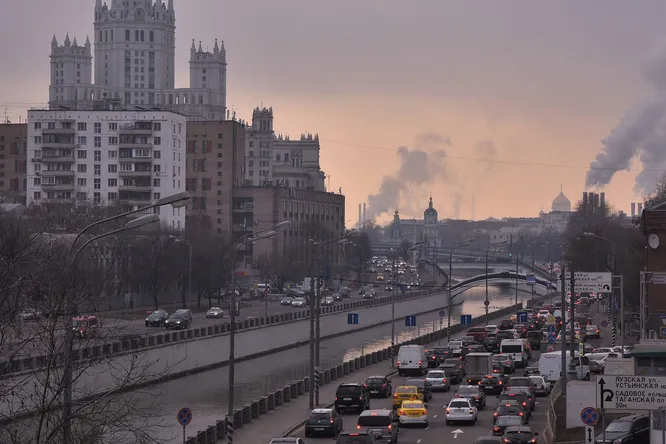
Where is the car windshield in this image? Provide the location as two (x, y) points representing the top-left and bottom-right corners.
(509, 378), (532, 386)
(493, 355), (509, 362)
(366, 378), (384, 384)
(505, 431), (533, 439)
(357, 416), (390, 426)
(449, 401), (469, 408)
(427, 372), (444, 378)
(529, 377), (543, 384)
(149, 312), (165, 317)
(440, 364), (455, 369)
(169, 313), (184, 319)
(482, 378), (498, 384)
(501, 345), (523, 353)
(405, 380), (424, 388)
(337, 386), (361, 396)
(449, 341), (462, 348)
(294, 298), (306, 302)
(401, 402), (422, 409)
(309, 413), (330, 420)
(607, 421), (633, 432)
(395, 387), (416, 394)
(458, 387), (478, 396)
(498, 416), (522, 425)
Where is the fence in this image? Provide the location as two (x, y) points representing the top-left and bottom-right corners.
(542, 377), (564, 444)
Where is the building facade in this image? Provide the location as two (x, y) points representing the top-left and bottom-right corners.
(49, 0), (226, 120)
(0, 123), (28, 204)
(232, 187), (345, 269)
(27, 108), (187, 229)
(185, 120), (245, 238)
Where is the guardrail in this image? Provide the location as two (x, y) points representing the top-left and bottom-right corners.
(0, 288), (447, 377)
(182, 302), (525, 444)
(542, 377), (564, 444)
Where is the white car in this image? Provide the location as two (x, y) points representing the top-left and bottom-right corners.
(485, 325), (499, 334)
(445, 398), (478, 425)
(425, 370), (451, 392)
(448, 340), (463, 356)
(291, 297), (307, 308)
(528, 375), (551, 396)
(280, 297), (294, 306)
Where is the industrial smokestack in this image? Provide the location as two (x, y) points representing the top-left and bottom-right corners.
(631, 202), (636, 217)
(363, 203), (366, 223)
(593, 193), (600, 214)
(358, 204), (362, 227)
(600, 192), (605, 212)
(583, 192), (588, 215)
(638, 202), (643, 215)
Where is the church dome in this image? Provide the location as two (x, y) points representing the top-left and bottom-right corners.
(551, 187), (571, 212)
(424, 197), (438, 218)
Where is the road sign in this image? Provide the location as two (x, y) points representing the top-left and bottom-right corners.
(405, 315), (416, 327)
(561, 272), (612, 293)
(660, 326), (666, 338)
(548, 335), (556, 343)
(526, 274), (536, 286)
(601, 320), (609, 328)
(597, 376), (666, 410)
(177, 407), (193, 426)
(439, 310), (446, 318)
(460, 314), (472, 326)
(451, 429), (464, 439)
(581, 406), (599, 425)
(547, 325), (556, 334)
(347, 313), (359, 325)
(517, 311), (528, 323)
(484, 300), (490, 306)
(547, 345), (554, 352)
(653, 272), (666, 284)
(661, 314), (666, 326)
(584, 425), (594, 444)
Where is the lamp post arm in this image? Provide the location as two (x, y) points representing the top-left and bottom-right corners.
(70, 226), (131, 266)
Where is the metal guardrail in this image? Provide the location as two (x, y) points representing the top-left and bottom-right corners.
(543, 377), (564, 444)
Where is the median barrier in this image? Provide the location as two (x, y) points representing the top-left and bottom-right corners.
(181, 302), (525, 444)
(0, 287), (451, 376)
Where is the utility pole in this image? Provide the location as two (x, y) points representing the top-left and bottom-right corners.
(515, 254), (519, 305)
(308, 246), (316, 409)
(314, 249), (322, 406)
(569, 269), (577, 375)
(560, 266), (567, 397)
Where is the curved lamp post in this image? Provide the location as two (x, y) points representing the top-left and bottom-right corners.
(227, 221), (290, 434)
(169, 236), (193, 309)
(485, 241), (508, 324)
(447, 239), (476, 342)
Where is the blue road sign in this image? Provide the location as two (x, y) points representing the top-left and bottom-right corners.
(439, 310), (446, 318)
(660, 314), (666, 325)
(660, 326), (666, 338)
(460, 314), (472, 326)
(177, 407), (193, 426)
(548, 335), (556, 343)
(581, 407), (599, 426)
(547, 325), (556, 334)
(405, 315), (416, 327)
(526, 275), (536, 285)
(347, 313), (359, 325)
(400, 285), (408, 293)
(517, 311), (528, 323)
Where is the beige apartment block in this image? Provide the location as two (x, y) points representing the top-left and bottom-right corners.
(0, 123), (28, 204)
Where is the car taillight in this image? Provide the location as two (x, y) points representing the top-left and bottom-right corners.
(398, 410), (406, 416)
(522, 402), (527, 406)
(397, 360), (401, 366)
(363, 384), (367, 388)
(455, 394), (459, 397)
(393, 394), (398, 398)
(494, 412), (498, 417)
(478, 381), (482, 385)
(330, 418), (334, 424)
(387, 424), (392, 430)
(422, 410), (427, 415)
(469, 408), (474, 414)
(442, 379), (447, 383)
(432, 355), (436, 359)
(519, 412), (524, 416)
(494, 427), (500, 431)
(418, 360), (422, 366)
(446, 408), (451, 413)
(359, 396), (363, 400)
(499, 381), (503, 385)
(382, 384), (387, 388)
(356, 425), (361, 429)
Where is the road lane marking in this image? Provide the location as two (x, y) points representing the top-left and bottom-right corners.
(433, 414), (438, 418)
(417, 440), (422, 443)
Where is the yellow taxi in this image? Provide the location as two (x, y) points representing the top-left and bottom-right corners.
(510, 314), (517, 322)
(397, 400), (428, 427)
(392, 386), (421, 408)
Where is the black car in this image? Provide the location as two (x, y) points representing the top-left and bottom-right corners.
(502, 426), (539, 444)
(336, 429), (377, 444)
(335, 383), (371, 413)
(438, 362), (463, 384)
(480, 375), (508, 395)
(474, 438), (503, 444)
(596, 413), (650, 444)
(364, 376), (392, 398)
(164, 312), (190, 329)
(493, 405), (526, 424)
(462, 344), (486, 359)
(505, 386), (536, 410)
(145, 309), (169, 327)
(499, 392), (532, 419)
(305, 408), (344, 437)
(404, 378), (432, 402)
(496, 331), (513, 341)
(499, 320), (514, 330)
(455, 385), (486, 409)
(482, 336), (501, 353)
(431, 346), (454, 363)
(526, 331), (543, 348)
(493, 415), (525, 435)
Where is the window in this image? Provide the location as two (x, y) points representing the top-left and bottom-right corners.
(77, 178), (86, 186)
(93, 150), (101, 162)
(34, 136), (42, 144)
(202, 178), (212, 191)
(94, 137), (101, 148)
(33, 177), (41, 186)
(108, 178), (117, 187)
(125, 29), (130, 41)
(120, 163), (133, 172)
(186, 178), (197, 191)
(108, 192), (117, 201)
(108, 123), (118, 131)
(153, 178), (160, 187)
(94, 123), (101, 134)
(108, 136), (118, 145)
(153, 122), (161, 131)
(77, 136), (87, 145)
(108, 164), (117, 173)
(135, 30), (139, 41)
(34, 122), (41, 130)
(153, 192), (161, 200)
(93, 192), (101, 204)
(94, 164), (101, 176)
(153, 136), (161, 145)
(153, 150), (161, 159)
(77, 122), (87, 131)
(77, 164), (87, 173)
(33, 191), (41, 200)
(77, 150), (87, 159)
(108, 150), (117, 158)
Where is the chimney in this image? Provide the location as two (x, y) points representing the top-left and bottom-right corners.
(593, 193), (600, 214)
(600, 192), (605, 211)
(631, 202), (636, 218)
(358, 204), (362, 226)
(638, 202), (643, 215)
(583, 192), (588, 215)
(363, 203), (367, 223)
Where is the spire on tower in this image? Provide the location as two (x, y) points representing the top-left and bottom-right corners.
(168, 0), (174, 11)
(85, 35), (91, 47)
(64, 33), (71, 47)
(51, 34), (58, 47)
(213, 38), (219, 53)
(72, 36), (78, 47)
(198, 41), (203, 52)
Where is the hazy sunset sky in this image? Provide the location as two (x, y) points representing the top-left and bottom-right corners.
(3, 0), (666, 223)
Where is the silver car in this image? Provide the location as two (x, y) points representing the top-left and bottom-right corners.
(291, 297), (307, 308)
(205, 307), (224, 318)
(280, 297), (294, 306)
(445, 398), (478, 425)
(425, 370), (451, 392)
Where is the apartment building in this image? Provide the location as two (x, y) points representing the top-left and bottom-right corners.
(0, 123), (28, 204)
(185, 120), (245, 239)
(232, 186), (345, 269)
(27, 108), (187, 229)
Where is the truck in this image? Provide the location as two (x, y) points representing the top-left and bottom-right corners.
(464, 352), (494, 384)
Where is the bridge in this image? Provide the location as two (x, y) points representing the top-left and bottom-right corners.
(450, 270), (556, 300)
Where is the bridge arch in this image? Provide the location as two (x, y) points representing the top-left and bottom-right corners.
(450, 271), (555, 300)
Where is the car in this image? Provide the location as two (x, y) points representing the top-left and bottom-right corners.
(502, 426), (539, 444)
(468, 327), (488, 342)
(584, 324), (601, 339)
(145, 309), (168, 327)
(528, 376), (551, 396)
(364, 376), (392, 398)
(206, 307), (224, 318)
(291, 297), (307, 308)
(492, 354), (515, 374)
(480, 374), (508, 395)
(448, 340), (464, 357)
(493, 404), (526, 424)
(523, 363), (540, 377)
(445, 398), (478, 425)
(269, 439), (306, 444)
(486, 325), (499, 334)
(404, 378), (432, 402)
(474, 437), (503, 444)
(462, 344), (486, 359)
(72, 315), (100, 338)
(499, 320), (514, 330)
(396, 399), (428, 427)
(18, 308), (41, 321)
(455, 385), (486, 409)
(305, 408), (343, 437)
(596, 413), (650, 444)
(493, 415), (525, 436)
(425, 370), (451, 392)
(335, 383), (371, 413)
(356, 409), (399, 442)
(505, 385), (536, 410)
(322, 296), (335, 306)
(335, 429), (377, 444)
(483, 336), (501, 353)
(392, 386), (421, 409)
(499, 392), (532, 419)
(439, 358), (465, 383)
(164, 311), (190, 329)
(431, 346), (454, 362)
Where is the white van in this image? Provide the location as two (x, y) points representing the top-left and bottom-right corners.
(538, 350), (590, 382)
(397, 345), (427, 376)
(500, 339), (529, 367)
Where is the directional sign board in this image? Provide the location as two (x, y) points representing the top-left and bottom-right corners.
(347, 313), (359, 325)
(460, 314), (472, 326)
(584, 425), (594, 444)
(547, 325), (556, 334)
(561, 272), (612, 293)
(177, 407), (192, 426)
(661, 326), (666, 338)
(405, 315), (416, 327)
(548, 335), (556, 343)
(517, 311), (528, 323)
(526, 274), (536, 286)
(597, 376), (666, 410)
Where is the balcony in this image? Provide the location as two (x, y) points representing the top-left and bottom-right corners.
(119, 183), (152, 192)
(119, 142), (153, 149)
(119, 169), (152, 177)
(119, 123), (153, 135)
(42, 170), (75, 177)
(42, 141), (75, 148)
(41, 182), (75, 191)
(42, 127), (75, 135)
(41, 154), (75, 163)
(118, 155), (153, 162)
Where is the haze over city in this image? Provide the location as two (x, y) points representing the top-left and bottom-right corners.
(2, 0), (666, 221)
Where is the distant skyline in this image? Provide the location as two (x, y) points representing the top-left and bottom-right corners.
(2, 0), (666, 223)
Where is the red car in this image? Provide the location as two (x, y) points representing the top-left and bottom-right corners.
(467, 327), (487, 342)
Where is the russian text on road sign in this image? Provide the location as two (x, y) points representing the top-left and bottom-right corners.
(561, 272), (612, 292)
(177, 407), (193, 426)
(597, 376), (666, 410)
(347, 313), (359, 325)
(653, 272), (666, 284)
(405, 315), (416, 327)
(584, 425), (594, 444)
(439, 310), (445, 318)
(580, 407), (599, 426)
(660, 326), (666, 338)
(517, 311), (528, 323)
(460, 314), (472, 326)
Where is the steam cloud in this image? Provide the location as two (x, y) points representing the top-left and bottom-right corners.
(365, 133), (450, 221)
(585, 40), (666, 195)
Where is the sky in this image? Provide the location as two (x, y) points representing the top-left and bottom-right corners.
(2, 0), (666, 223)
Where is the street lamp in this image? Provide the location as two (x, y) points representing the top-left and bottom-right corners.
(169, 236), (193, 309)
(391, 241), (424, 368)
(447, 239), (476, 342)
(486, 241), (508, 323)
(227, 221), (289, 437)
(62, 213), (160, 444)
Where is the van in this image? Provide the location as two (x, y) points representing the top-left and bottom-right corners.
(500, 339), (529, 367)
(538, 351), (590, 382)
(397, 345), (427, 376)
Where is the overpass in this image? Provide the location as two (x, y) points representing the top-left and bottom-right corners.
(450, 270), (556, 300)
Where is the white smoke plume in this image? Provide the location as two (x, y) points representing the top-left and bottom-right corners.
(585, 40), (666, 195)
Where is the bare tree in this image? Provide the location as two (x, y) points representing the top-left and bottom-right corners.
(129, 231), (178, 309)
(182, 227), (231, 308)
